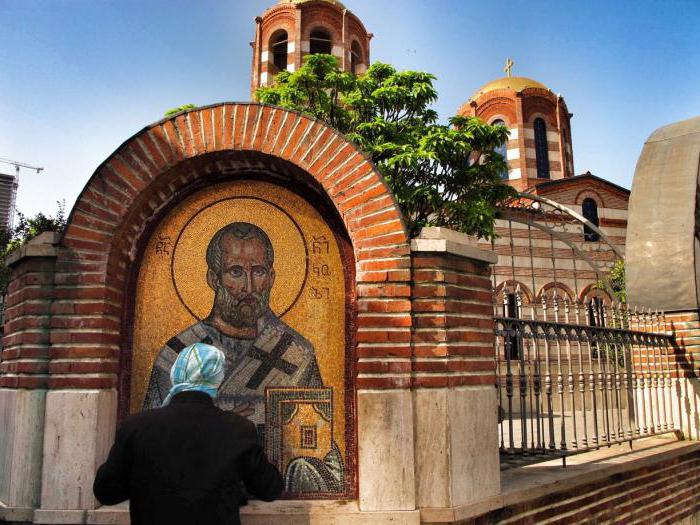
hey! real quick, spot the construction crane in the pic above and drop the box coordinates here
[0,157,44,229]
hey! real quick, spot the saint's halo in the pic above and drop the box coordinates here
[171,197,309,321]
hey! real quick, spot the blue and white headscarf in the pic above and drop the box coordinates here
[162,343,226,406]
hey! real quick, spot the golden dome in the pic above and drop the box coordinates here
[277,0,346,7]
[470,76,550,100]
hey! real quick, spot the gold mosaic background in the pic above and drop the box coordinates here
[130,180,347,457]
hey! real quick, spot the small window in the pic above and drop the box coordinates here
[350,41,362,74]
[271,31,288,73]
[534,117,550,179]
[310,29,332,55]
[492,119,509,180]
[582,198,600,242]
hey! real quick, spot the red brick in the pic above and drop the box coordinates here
[356,314,412,328]
[200,107,215,153]
[357,361,411,374]
[358,299,411,313]
[49,376,117,389]
[357,345,412,358]
[160,119,186,161]
[49,361,119,375]
[50,346,118,359]
[356,376,411,389]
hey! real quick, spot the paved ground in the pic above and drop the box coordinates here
[498,401,676,468]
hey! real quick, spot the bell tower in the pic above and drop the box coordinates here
[458,62,575,191]
[250,0,372,97]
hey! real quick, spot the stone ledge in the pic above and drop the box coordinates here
[6,231,60,267]
[82,501,420,525]
[411,227,497,265]
[0,504,35,522]
[34,509,86,524]
[420,435,700,523]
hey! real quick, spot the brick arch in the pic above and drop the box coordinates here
[494,280,534,305]
[537,282,575,303]
[575,189,606,208]
[53,103,410,391]
[487,114,511,126]
[579,283,613,304]
[303,19,342,45]
[527,110,558,129]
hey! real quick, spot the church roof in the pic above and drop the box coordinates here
[470,76,550,100]
[532,172,631,196]
[277,0,346,8]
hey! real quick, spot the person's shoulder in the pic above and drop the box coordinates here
[114,407,161,435]
[216,407,258,437]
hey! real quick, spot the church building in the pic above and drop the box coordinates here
[249,0,628,306]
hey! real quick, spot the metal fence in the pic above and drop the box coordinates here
[495,290,677,468]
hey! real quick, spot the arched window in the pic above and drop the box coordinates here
[492,119,509,180]
[562,128,570,176]
[582,198,600,241]
[271,31,288,73]
[350,41,362,74]
[534,117,550,179]
[310,29,332,55]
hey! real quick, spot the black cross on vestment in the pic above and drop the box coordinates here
[245,332,299,389]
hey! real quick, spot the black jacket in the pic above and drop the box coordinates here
[93,391,283,525]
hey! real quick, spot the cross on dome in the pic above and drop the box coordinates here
[504,58,514,78]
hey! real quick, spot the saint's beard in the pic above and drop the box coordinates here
[213,284,270,328]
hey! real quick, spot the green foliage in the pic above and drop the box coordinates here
[256,54,516,239]
[607,258,626,303]
[596,258,626,304]
[164,104,197,117]
[0,202,67,296]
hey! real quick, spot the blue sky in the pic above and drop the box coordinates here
[1,0,698,217]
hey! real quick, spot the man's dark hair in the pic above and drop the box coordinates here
[206,222,275,275]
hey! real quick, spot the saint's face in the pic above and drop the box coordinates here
[211,233,275,328]
[219,234,274,295]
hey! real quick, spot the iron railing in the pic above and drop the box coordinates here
[495,290,677,468]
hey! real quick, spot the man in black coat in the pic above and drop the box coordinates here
[94,343,283,525]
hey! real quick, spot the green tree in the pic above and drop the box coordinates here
[164,104,197,117]
[0,202,67,296]
[607,259,626,303]
[594,258,626,304]
[256,55,515,239]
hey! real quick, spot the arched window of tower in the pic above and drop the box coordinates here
[491,119,509,180]
[271,30,289,73]
[350,40,362,74]
[310,29,333,55]
[534,117,550,179]
[562,127,570,176]
[582,198,600,242]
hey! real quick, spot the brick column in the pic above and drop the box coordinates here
[410,228,501,519]
[666,310,700,441]
[0,232,58,516]
[36,244,119,516]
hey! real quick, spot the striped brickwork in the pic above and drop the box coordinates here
[458,85,574,190]
[251,0,371,94]
[476,175,630,307]
[666,310,700,378]
[0,233,58,389]
[410,250,496,389]
[465,450,700,525]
